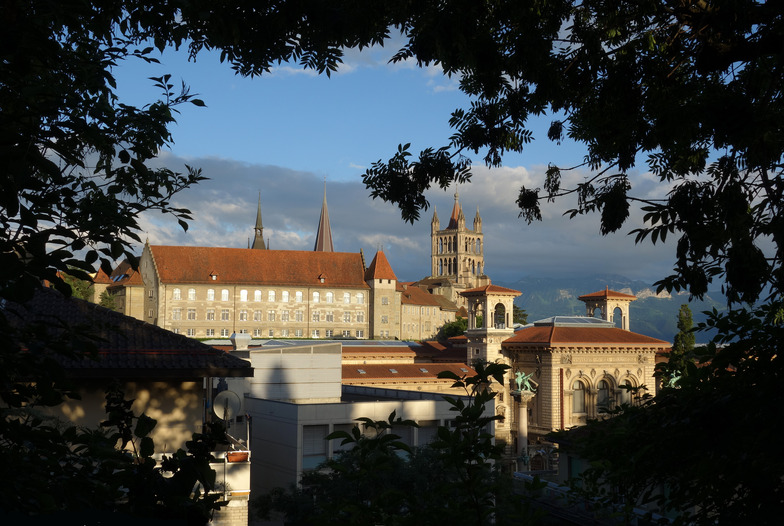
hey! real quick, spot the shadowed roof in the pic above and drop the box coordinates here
[5,288,252,378]
[342,362,475,381]
[504,323,669,347]
[461,284,521,296]
[364,250,397,281]
[108,260,144,286]
[150,245,369,289]
[579,288,637,301]
[401,284,442,306]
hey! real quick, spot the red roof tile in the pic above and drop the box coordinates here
[578,288,637,301]
[401,285,442,306]
[150,246,369,289]
[363,250,397,281]
[460,284,521,297]
[108,260,144,286]
[342,362,475,381]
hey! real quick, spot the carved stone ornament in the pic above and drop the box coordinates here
[565,369,572,379]
[637,368,643,378]
[590,368,596,378]
[561,353,572,364]
[638,354,646,363]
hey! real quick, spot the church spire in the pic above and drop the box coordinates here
[314,179,334,252]
[251,191,266,250]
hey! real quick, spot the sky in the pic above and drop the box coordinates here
[113,43,676,286]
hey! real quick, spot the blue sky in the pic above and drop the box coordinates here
[114,44,677,288]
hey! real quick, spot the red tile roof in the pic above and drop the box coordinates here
[503,325,668,347]
[92,267,113,284]
[579,287,637,301]
[342,362,475,381]
[446,194,462,229]
[150,246,369,289]
[401,284,442,306]
[460,284,522,297]
[6,288,252,378]
[363,250,397,281]
[108,260,144,286]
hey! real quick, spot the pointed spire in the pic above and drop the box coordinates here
[447,191,462,229]
[251,191,266,250]
[314,179,334,252]
[473,206,482,232]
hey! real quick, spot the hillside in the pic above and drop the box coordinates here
[497,275,726,344]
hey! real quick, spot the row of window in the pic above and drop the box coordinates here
[171,308,365,323]
[171,328,365,339]
[171,288,365,304]
[572,379,634,413]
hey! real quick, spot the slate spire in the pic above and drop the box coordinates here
[251,191,266,250]
[314,180,334,252]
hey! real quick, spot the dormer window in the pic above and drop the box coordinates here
[210,273,217,281]
[389,368,398,374]
[357,369,366,374]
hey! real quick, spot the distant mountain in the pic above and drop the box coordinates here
[496,274,726,344]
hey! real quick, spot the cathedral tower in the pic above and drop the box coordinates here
[430,192,486,293]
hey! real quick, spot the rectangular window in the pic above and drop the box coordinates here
[312,312,320,322]
[187,308,196,320]
[326,311,334,322]
[311,329,320,338]
[326,292,334,303]
[206,288,215,301]
[206,309,215,321]
[268,290,276,302]
[186,328,196,337]
[342,330,351,337]
[206,329,215,337]
[254,290,262,302]
[173,288,181,300]
[239,329,248,334]
[281,310,290,321]
[325,329,333,337]
[343,312,351,323]
[148,309,154,318]
[356,330,364,338]
[357,312,365,323]
[296,310,304,322]
[188,288,196,301]
[221,309,230,321]
[220,328,229,337]
[302,425,328,470]
[343,292,350,304]
[172,308,181,320]
[269,329,274,337]
[357,293,364,304]
[240,289,248,302]
[381,315,388,324]
[282,291,289,302]
[281,329,289,337]
[148,289,154,298]
[381,296,389,305]
[172,328,180,334]
[268,310,276,322]
[295,329,303,337]
[239,309,248,321]
[221,289,229,301]
[253,310,262,321]
[295,291,303,302]
[253,329,261,337]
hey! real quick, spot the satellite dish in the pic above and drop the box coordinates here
[213,390,241,421]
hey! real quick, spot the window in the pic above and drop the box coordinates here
[618,380,632,405]
[254,290,262,302]
[172,288,181,300]
[188,288,196,301]
[281,310,290,321]
[253,310,262,322]
[268,310,276,322]
[239,309,248,321]
[572,381,586,413]
[268,290,276,302]
[311,329,320,338]
[326,311,334,322]
[207,289,215,301]
[312,292,320,303]
[206,329,215,337]
[186,328,196,337]
[381,315,388,324]
[343,312,351,323]
[295,329,303,337]
[240,289,248,302]
[172,308,181,320]
[148,289,153,298]
[356,312,365,323]
[343,292,350,304]
[282,291,289,302]
[253,329,261,337]
[381,296,389,305]
[148,309,154,318]
[342,330,351,337]
[296,310,304,322]
[172,328,180,334]
[312,312,320,322]
[187,308,196,320]
[356,330,364,338]
[269,329,274,337]
[221,289,229,301]
[221,309,230,321]
[239,329,248,334]
[597,380,611,409]
[326,292,334,303]
[302,425,328,470]
[295,291,303,302]
[220,328,229,337]
[357,293,364,304]
[281,329,289,337]
[325,329,333,337]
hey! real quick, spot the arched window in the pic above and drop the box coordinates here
[254,290,262,302]
[573,381,586,413]
[593,307,603,318]
[326,292,334,303]
[493,303,506,329]
[343,292,350,304]
[221,289,229,301]
[239,289,248,302]
[295,291,303,302]
[356,292,364,304]
[618,379,633,406]
[282,291,289,302]
[613,307,623,328]
[597,380,611,409]
[268,290,276,302]
[188,288,196,301]
[206,289,215,301]
[172,288,181,300]
[313,291,320,303]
